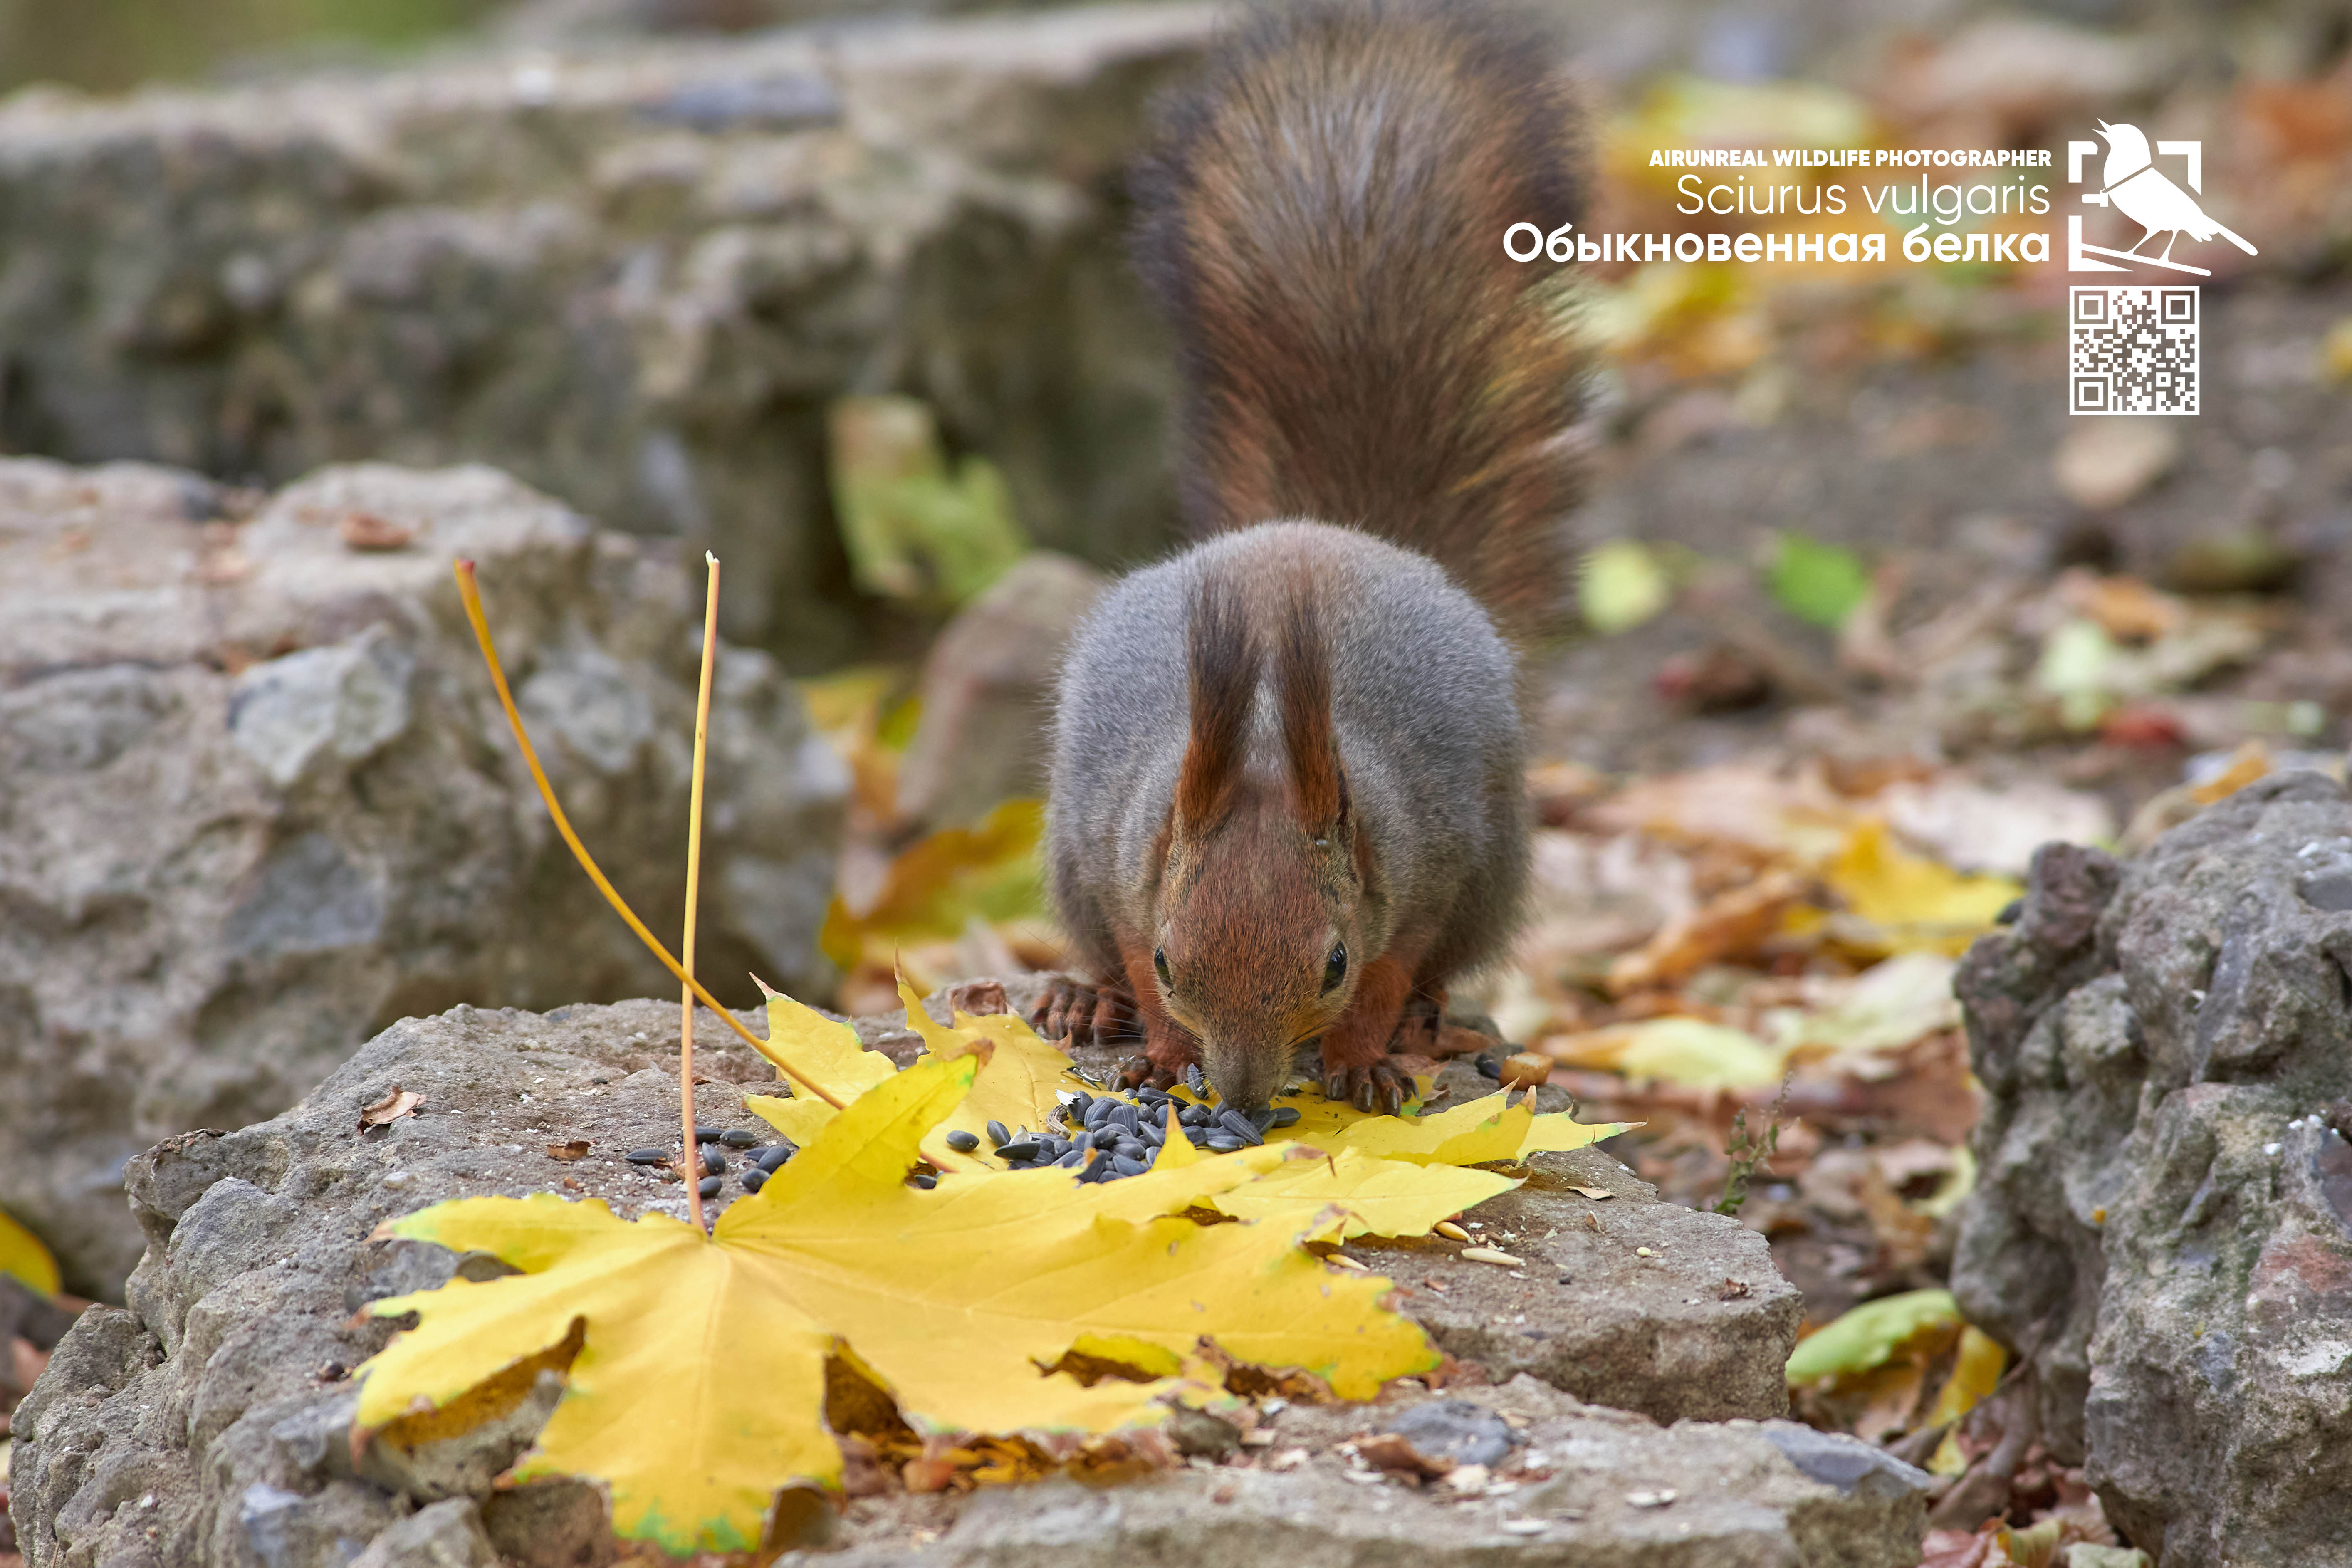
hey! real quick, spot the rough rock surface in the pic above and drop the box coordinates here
[9,987,1909,1568]
[1950,772,2352,1568]
[0,457,845,1296]
[0,5,1212,662]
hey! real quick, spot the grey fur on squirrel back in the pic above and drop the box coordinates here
[1046,0,1582,1018]
[1048,522,1528,983]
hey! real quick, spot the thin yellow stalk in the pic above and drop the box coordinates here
[680,553,721,1232]
[451,561,843,1110]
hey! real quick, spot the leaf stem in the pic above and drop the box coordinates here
[451,561,844,1110]
[680,554,720,1232]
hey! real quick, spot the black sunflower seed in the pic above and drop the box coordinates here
[986,1120,1011,1148]
[757,1145,793,1173]
[1217,1110,1264,1146]
[1113,1156,1148,1177]
[719,1129,760,1148]
[910,1173,938,1190]
[693,1125,725,1142]
[701,1145,726,1175]
[626,1148,670,1165]
[742,1168,767,1194]
[945,1130,981,1153]
[697,1175,722,1198]
[1475,1053,1501,1080]
[1269,1106,1301,1128]
[999,1140,1041,1161]
[1205,1134,1243,1153]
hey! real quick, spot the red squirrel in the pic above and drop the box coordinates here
[1033,0,1586,1115]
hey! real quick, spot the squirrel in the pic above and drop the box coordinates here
[1031,0,1587,1116]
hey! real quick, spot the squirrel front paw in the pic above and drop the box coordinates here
[1116,1054,1183,1092]
[1321,1058,1413,1116]
[1030,975,1139,1050]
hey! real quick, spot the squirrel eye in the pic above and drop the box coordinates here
[1153,948,1172,988]
[1323,943,1347,992]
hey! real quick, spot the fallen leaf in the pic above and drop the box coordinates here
[1567,1186,1614,1201]
[828,395,1028,608]
[2190,739,2271,804]
[1210,1148,1518,1241]
[2054,420,2176,511]
[1608,871,1808,992]
[360,1088,425,1131]
[819,798,1046,974]
[1543,1016,1786,1091]
[1356,1431,1453,1480]
[359,1053,1439,1555]
[546,1141,591,1162]
[1821,820,2019,956]
[2055,570,2182,643]
[1766,952,1961,1067]
[339,512,416,552]
[1579,541,1672,633]
[1785,1287,1960,1387]
[1767,533,1871,629]
[0,1204,60,1297]
[1926,1326,2008,1474]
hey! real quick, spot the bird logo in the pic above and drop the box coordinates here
[2070,122,2255,275]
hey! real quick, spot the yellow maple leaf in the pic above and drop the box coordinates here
[1821,819,2019,956]
[0,1204,60,1297]
[356,1054,1437,1555]
[746,979,1081,1170]
[1251,1085,1631,1167]
[1211,1147,1519,1239]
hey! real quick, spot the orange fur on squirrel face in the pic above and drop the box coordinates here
[1154,775,1363,1112]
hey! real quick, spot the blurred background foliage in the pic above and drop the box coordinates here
[0,0,507,94]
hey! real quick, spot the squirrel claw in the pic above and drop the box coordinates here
[1322,1059,1411,1117]
[1030,975,1138,1050]
[1117,1055,1180,1092]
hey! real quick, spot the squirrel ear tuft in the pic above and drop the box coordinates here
[1175,573,1257,831]
[1279,587,1345,832]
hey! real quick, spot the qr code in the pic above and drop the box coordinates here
[2070,287,2199,416]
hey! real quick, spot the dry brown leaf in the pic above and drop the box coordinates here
[1567,1185,1615,1201]
[339,512,417,552]
[546,1141,591,1162]
[359,1087,424,1130]
[1355,1431,1454,1480]
[2191,740,2272,804]
[2056,570,2183,643]
[1608,871,1807,993]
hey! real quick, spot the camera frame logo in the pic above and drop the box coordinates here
[2064,124,2252,418]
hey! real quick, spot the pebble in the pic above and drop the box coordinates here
[697,1175,722,1199]
[945,1130,981,1153]
[626,1148,671,1165]
[718,1129,760,1148]
[742,1169,767,1194]
[1499,1519,1549,1536]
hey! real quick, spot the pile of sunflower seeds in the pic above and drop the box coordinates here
[624,1125,797,1199]
[934,1081,1305,1183]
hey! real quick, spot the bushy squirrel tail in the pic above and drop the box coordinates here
[1133,0,1587,645]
